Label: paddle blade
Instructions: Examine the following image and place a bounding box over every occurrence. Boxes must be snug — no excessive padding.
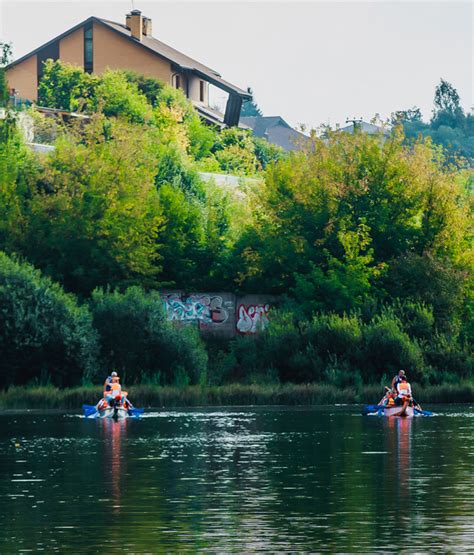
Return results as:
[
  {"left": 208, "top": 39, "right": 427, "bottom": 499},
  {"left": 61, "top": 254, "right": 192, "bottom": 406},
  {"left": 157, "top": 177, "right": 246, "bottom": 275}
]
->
[
  {"left": 415, "top": 408, "right": 433, "bottom": 416},
  {"left": 82, "top": 404, "right": 98, "bottom": 417},
  {"left": 129, "top": 407, "right": 144, "bottom": 418},
  {"left": 362, "top": 404, "right": 384, "bottom": 415}
]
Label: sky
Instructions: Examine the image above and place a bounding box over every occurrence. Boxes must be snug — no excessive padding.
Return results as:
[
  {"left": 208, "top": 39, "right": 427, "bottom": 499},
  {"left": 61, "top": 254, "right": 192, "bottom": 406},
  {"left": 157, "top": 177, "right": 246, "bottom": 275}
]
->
[{"left": 0, "top": 0, "right": 472, "bottom": 129}]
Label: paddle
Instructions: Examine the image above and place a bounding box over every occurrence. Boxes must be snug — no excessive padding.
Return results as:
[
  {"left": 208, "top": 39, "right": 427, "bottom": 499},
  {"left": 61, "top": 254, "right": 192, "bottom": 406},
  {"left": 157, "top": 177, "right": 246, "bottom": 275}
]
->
[
  {"left": 414, "top": 407, "right": 433, "bottom": 416},
  {"left": 82, "top": 403, "right": 144, "bottom": 418},
  {"left": 362, "top": 404, "right": 386, "bottom": 415},
  {"left": 82, "top": 404, "right": 99, "bottom": 417}
]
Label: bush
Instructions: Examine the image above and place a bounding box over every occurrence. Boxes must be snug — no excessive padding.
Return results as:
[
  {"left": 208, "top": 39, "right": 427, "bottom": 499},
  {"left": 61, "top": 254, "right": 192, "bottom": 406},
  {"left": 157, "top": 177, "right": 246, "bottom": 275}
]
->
[
  {"left": 0, "top": 252, "right": 98, "bottom": 387},
  {"left": 362, "top": 314, "right": 425, "bottom": 383},
  {"left": 424, "top": 334, "right": 472, "bottom": 382},
  {"left": 389, "top": 300, "right": 435, "bottom": 341},
  {"left": 304, "top": 313, "right": 363, "bottom": 365},
  {"left": 384, "top": 252, "right": 468, "bottom": 333},
  {"left": 90, "top": 287, "right": 207, "bottom": 386}
]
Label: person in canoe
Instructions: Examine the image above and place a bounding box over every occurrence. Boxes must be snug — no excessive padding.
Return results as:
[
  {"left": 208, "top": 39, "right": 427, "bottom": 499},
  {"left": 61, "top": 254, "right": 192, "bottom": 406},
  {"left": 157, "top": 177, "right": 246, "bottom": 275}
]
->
[
  {"left": 391, "top": 369, "right": 406, "bottom": 392},
  {"left": 97, "top": 372, "right": 133, "bottom": 411},
  {"left": 394, "top": 375, "right": 413, "bottom": 411}
]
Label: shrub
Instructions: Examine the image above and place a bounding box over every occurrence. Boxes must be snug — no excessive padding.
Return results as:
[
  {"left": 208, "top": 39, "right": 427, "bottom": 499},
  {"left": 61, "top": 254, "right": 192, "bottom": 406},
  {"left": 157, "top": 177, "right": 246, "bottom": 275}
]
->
[
  {"left": 304, "top": 312, "right": 363, "bottom": 365},
  {"left": 0, "top": 252, "right": 98, "bottom": 387},
  {"left": 362, "top": 314, "right": 425, "bottom": 383},
  {"left": 90, "top": 287, "right": 207, "bottom": 386},
  {"left": 384, "top": 252, "right": 468, "bottom": 333},
  {"left": 424, "top": 333, "right": 472, "bottom": 382},
  {"left": 388, "top": 300, "right": 435, "bottom": 341},
  {"left": 38, "top": 59, "right": 99, "bottom": 111}
]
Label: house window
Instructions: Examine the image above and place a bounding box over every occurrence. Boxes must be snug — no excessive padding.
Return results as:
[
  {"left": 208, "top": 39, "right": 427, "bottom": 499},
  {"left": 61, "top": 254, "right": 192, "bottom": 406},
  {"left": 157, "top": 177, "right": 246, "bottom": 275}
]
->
[
  {"left": 199, "top": 80, "right": 205, "bottom": 102},
  {"left": 84, "top": 25, "right": 93, "bottom": 73},
  {"left": 175, "top": 74, "right": 181, "bottom": 89}
]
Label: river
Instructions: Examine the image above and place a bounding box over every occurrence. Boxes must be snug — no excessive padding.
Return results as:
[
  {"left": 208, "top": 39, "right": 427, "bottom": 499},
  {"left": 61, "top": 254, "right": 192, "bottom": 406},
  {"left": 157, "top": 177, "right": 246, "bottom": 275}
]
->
[{"left": 0, "top": 406, "right": 473, "bottom": 553}]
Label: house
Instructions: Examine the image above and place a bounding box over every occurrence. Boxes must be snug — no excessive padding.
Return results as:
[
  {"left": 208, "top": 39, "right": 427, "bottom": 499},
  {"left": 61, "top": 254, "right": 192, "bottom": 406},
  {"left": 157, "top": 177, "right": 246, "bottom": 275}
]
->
[
  {"left": 240, "top": 116, "right": 309, "bottom": 151},
  {"left": 339, "top": 120, "right": 389, "bottom": 136},
  {"left": 5, "top": 10, "right": 251, "bottom": 127}
]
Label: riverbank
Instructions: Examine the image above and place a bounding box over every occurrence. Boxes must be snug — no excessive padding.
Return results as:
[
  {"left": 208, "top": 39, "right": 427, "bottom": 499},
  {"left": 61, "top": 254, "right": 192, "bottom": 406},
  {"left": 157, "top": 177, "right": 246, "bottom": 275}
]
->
[{"left": 0, "top": 382, "right": 473, "bottom": 409}]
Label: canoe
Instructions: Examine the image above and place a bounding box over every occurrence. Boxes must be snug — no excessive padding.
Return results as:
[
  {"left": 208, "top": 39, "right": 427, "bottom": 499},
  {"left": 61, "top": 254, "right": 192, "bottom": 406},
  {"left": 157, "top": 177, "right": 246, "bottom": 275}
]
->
[
  {"left": 97, "top": 407, "right": 130, "bottom": 419},
  {"left": 82, "top": 404, "right": 144, "bottom": 419},
  {"left": 383, "top": 405, "right": 414, "bottom": 418},
  {"left": 362, "top": 404, "right": 433, "bottom": 416}
]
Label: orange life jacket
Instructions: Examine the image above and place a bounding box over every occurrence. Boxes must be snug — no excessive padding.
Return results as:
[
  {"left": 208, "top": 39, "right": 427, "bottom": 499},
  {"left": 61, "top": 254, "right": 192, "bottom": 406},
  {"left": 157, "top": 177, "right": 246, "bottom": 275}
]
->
[
  {"left": 111, "top": 382, "right": 122, "bottom": 396},
  {"left": 397, "top": 381, "right": 411, "bottom": 397}
]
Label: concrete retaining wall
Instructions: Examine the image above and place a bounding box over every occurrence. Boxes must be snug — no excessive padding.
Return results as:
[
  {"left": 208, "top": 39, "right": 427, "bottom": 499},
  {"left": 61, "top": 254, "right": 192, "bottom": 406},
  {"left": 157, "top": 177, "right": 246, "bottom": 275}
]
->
[{"left": 160, "top": 291, "right": 278, "bottom": 338}]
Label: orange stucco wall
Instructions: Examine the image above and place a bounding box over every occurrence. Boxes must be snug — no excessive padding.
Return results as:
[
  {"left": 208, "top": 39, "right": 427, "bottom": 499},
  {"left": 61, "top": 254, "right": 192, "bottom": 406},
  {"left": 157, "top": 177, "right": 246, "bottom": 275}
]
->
[
  {"left": 92, "top": 22, "right": 172, "bottom": 83},
  {"left": 60, "top": 27, "right": 84, "bottom": 66},
  {"left": 5, "top": 55, "right": 38, "bottom": 101}
]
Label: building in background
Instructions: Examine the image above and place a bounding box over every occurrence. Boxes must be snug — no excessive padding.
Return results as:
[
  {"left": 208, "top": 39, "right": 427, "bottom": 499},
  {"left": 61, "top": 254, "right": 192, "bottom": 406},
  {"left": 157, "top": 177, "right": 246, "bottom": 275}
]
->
[
  {"left": 6, "top": 10, "right": 250, "bottom": 127},
  {"left": 339, "top": 120, "right": 389, "bottom": 136},
  {"left": 240, "top": 116, "right": 309, "bottom": 151}
]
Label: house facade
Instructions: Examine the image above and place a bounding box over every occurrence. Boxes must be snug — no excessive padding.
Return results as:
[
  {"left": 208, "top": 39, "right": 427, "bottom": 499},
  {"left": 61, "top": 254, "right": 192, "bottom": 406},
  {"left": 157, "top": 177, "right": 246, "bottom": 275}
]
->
[{"left": 6, "top": 10, "right": 250, "bottom": 126}]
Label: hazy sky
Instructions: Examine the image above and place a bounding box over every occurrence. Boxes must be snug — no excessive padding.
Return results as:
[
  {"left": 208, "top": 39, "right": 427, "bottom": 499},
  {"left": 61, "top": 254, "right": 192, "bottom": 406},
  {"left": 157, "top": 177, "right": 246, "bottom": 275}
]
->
[{"left": 1, "top": 0, "right": 472, "bottom": 128}]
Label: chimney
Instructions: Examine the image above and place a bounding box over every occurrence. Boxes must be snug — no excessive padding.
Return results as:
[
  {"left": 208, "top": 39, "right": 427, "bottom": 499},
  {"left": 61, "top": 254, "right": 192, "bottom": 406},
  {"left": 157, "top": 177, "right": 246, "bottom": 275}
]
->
[
  {"left": 127, "top": 9, "right": 143, "bottom": 41},
  {"left": 142, "top": 16, "right": 152, "bottom": 37}
]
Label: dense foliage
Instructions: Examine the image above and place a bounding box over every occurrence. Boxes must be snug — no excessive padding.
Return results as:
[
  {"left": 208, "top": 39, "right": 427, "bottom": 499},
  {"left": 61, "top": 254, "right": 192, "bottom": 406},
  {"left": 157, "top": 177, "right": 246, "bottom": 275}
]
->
[
  {"left": 0, "top": 43, "right": 12, "bottom": 107},
  {"left": 394, "top": 79, "right": 474, "bottom": 164},
  {"left": 0, "top": 252, "right": 98, "bottom": 387},
  {"left": 208, "top": 302, "right": 472, "bottom": 388},
  {"left": 91, "top": 287, "right": 207, "bottom": 386},
  {"left": 0, "top": 63, "right": 472, "bottom": 389}
]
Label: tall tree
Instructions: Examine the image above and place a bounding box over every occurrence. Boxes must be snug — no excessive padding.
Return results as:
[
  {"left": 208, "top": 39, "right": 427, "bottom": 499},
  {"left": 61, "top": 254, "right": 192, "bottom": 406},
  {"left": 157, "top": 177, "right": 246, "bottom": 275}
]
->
[
  {"left": 433, "top": 79, "right": 462, "bottom": 116},
  {"left": 240, "top": 87, "right": 263, "bottom": 118},
  {"left": 0, "top": 42, "right": 12, "bottom": 107}
]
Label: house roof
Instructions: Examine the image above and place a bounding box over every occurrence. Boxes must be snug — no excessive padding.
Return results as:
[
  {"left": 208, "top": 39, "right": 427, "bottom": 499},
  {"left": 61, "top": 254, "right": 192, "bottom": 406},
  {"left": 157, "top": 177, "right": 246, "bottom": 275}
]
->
[
  {"left": 339, "top": 121, "right": 389, "bottom": 135},
  {"left": 240, "top": 116, "right": 309, "bottom": 151},
  {"left": 7, "top": 16, "right": 251, "bottom": 99}
]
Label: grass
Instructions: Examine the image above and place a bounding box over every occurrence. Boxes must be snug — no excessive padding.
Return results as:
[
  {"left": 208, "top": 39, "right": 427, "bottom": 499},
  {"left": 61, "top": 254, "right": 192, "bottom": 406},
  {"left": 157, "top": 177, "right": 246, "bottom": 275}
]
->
[{"left": 0, "top": 382, "right": 473, "bottom": 410}]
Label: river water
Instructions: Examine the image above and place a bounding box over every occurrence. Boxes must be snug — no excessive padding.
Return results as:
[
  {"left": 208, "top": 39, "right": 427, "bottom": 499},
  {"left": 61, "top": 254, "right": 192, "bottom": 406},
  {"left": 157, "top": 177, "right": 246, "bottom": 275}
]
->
[{"left": 0, "top": 406, "right": 473, "bottom": 553}]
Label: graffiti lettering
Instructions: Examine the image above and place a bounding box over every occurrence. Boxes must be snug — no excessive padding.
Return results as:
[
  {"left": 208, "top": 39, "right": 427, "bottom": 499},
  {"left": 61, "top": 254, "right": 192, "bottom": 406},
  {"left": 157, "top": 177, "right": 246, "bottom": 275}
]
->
[
  {"left": 163, "top": 294, "right": 230, "bottom": 325},
  {"left": 236, "top": 304, "right": 271, "bottom": 334}
]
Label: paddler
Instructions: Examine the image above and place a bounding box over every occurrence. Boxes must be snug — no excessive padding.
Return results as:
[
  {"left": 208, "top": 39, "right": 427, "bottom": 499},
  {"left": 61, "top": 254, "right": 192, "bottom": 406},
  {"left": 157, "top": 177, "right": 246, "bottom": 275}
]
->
[
  {"left": 391, "top": 369, "right": 406, "bottom": 393},
  {"left": 108, "top": 372, "right": 134, "bottom": 410},
  {"left": 395, "top": 375, "right": 413, "bottom": 411}
]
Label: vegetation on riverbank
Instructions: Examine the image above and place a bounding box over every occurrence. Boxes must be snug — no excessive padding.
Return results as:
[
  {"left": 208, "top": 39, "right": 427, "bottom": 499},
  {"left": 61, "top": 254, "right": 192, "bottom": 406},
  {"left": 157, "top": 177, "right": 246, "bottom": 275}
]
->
[
  {"left": 0, "top": 382, "right": 473, "bottom": 410},
  {"left": 0, "top": 61, "right": 472, "bottom": 391}
]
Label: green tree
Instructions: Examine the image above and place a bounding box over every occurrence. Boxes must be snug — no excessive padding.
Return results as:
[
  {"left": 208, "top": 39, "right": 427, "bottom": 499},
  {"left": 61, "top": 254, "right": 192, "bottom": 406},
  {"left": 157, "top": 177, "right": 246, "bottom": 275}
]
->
[
  {"left": 0, "top": 115, "right": 31, "bottom": 252},
  {"left": 20, "top": 116, "right": 164, "bottom": 295},
  {"left": 91, "top": 287, "right": 207, "bottom": 385},
  {"left": 433, "top": 79, "right": 462, "bottom": 117},
  {"left": 240, "top": 87, "right": 263, "bottom": 117},
  {"left": 38, "top": 59, "right": 99, "bottom": 111},
  {"left": 0, "top": 252, "right": 98, "bottom": 387},
  {"left": 0, "top": 42, "right": 12, "bottom": 107}
]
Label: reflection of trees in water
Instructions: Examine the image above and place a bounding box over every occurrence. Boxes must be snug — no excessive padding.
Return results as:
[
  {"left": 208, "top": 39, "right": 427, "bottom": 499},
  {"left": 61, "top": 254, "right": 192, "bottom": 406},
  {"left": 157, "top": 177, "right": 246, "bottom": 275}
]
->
[{"left": 1, "top": 410, "right": 473, "bottom": 552}]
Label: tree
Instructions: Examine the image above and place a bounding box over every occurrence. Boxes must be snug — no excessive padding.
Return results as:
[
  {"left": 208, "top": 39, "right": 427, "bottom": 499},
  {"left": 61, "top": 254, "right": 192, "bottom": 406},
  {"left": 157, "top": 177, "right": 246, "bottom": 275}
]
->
[
  {"left": 0, "top": 42, "right": 12, "bottom": 107},
  {"left": 391, "top": 106, "right": 422, "bottom": 125},
  {"left": 433, "top": 79, "right": 462, "bottom": 116},
  {"left": 0, "top": 252, "right": 98, "bottom": 387},
  {"left": 91, "top": 287, "right": 207, "bottom": 385},
  {"left": 20, "top": 116, "right": 164, "bottom": 295},
  {"left": 231, "top": 127, "right": 472, "bottom": 310},
  {"left": 38, "top": 59, "right": 99, "bottom": 112},
  {"left": 240, "top": 87, "right": 263, "bottom": 118}
]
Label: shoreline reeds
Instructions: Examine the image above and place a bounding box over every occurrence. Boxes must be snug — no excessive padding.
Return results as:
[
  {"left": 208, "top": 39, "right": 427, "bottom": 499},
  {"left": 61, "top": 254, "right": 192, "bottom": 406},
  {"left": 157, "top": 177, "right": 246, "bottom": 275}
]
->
[{"left": 0, "top": 382, "right": 472, "bottom": 410}]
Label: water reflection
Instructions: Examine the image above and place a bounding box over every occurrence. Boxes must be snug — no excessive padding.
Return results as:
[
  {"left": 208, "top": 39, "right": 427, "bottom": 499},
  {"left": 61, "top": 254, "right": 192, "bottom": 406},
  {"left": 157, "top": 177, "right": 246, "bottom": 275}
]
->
[
  {"left": 0, "top": 407, "right": 472, "bottom": 552},
  {"left": 385, "top": 417, "right": 412, "bottom": 504},
  {"left": 97, "top": 419, "right": 129, "bottom": 513}
]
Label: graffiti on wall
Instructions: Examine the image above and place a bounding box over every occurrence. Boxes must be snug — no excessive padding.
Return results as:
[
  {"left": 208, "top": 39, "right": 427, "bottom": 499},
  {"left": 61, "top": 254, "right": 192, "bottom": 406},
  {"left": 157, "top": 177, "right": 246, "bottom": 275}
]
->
[
  {"left": 236, "top": 304, "right": 271, "bottom": 334},
  {"left": 163, "top": 294, "right": 231, "bottom": 326}
]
